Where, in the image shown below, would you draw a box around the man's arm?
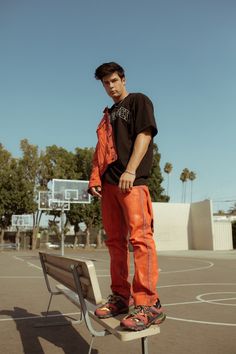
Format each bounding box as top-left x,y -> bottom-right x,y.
88,144 -> 102,198
119,128 -> 152,192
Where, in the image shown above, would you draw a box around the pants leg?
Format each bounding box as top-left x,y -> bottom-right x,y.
101,183 -> 131,300
119,185 -> 159,306
102,183 -> 159,305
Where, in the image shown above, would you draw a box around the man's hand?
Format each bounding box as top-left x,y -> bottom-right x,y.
119,171 -> 136,193
90,186 -> 102,198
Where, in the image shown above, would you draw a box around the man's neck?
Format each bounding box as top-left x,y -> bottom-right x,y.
113,91 -> 129,104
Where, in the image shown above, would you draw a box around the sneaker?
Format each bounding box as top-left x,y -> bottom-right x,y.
120,299 -> 166,331
94,294 -> 134,319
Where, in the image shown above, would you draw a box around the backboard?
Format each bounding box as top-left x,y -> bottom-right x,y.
51,179 -> 91,204
11,214 -> 32,227
38,191 -> 70,211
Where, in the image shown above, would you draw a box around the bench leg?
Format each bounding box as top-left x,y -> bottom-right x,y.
88,335 -> 95,354
141,337 -> 149,354
46,293 -> 53,317
35,292 -> 83,328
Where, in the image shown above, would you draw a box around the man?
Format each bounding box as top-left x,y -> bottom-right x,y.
88,62 -> 165,331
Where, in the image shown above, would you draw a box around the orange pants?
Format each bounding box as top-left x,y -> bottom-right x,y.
101,182 -> 159,306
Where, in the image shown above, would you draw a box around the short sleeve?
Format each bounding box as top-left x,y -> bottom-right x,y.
133,93 -> 158,137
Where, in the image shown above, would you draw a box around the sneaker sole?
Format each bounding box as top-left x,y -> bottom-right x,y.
121,313 -> 166,331
154,313 -> 166,325
95,308 -> 129,319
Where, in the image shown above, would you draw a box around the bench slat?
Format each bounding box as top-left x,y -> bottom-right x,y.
42,253 -> 83,274
39,252 -> 102,304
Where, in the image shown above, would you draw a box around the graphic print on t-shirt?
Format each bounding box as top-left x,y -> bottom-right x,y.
110,106 -> 130,123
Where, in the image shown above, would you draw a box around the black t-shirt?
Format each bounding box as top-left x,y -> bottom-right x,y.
103,93 -> 158,186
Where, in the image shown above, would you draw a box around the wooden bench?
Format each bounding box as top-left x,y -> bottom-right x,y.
39,252 -> 160,354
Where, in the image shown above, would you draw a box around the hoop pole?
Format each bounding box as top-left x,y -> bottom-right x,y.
61,204 -> 65,256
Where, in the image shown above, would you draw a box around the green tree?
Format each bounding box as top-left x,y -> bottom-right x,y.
180,168 -> 190,202
164,162 -> 173,198
41,145 -> 80,181
0,143 -> 36,246
18,140 -> 42,249
148,144 -> 168,202
0,144 -> 13,244
189,171 -> 197,203
74,147 -> 95,179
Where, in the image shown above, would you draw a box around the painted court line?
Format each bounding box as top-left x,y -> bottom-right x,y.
12,255 -> 42,271
13,256 -> 24,262
164,300 -> 201,306
167,316 -> 236,327
161,260 -> 214,274
159,282 -> 236,288
27,262 -> 42,270
161,283 -> 236,327
196,292 -> 236,306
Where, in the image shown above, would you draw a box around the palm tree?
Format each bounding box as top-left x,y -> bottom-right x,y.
180,168 -> 190,202
189,171 -> 196,203
164,162 -> 173,198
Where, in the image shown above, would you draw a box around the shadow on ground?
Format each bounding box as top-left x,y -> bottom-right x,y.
0,307 -> 98,354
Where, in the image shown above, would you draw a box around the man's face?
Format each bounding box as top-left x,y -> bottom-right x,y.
102,72 -> 126,102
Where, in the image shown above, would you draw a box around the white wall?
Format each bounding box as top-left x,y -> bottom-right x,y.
190,200 -> 214,250
152,202 -> 190,251
213,221 -> 233,250
152,199 -> 233,251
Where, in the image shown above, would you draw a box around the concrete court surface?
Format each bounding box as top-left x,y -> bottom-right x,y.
0,248 -> 235,354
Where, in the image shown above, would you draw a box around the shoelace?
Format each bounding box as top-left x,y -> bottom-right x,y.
130,305 -> 147,315
107,294 -> 122,303
130,302 -> 161,316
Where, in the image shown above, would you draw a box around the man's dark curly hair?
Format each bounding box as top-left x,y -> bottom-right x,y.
95,62 -> 125,81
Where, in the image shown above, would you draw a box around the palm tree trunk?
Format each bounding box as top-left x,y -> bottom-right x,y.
181,182 -> 184,202
167,175 -> 170,197
190,181 -> 193,203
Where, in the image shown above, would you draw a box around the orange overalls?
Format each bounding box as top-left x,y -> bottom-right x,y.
89,109 -> 159,306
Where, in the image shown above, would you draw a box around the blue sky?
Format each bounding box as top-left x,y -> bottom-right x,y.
0,0 -> 235,212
